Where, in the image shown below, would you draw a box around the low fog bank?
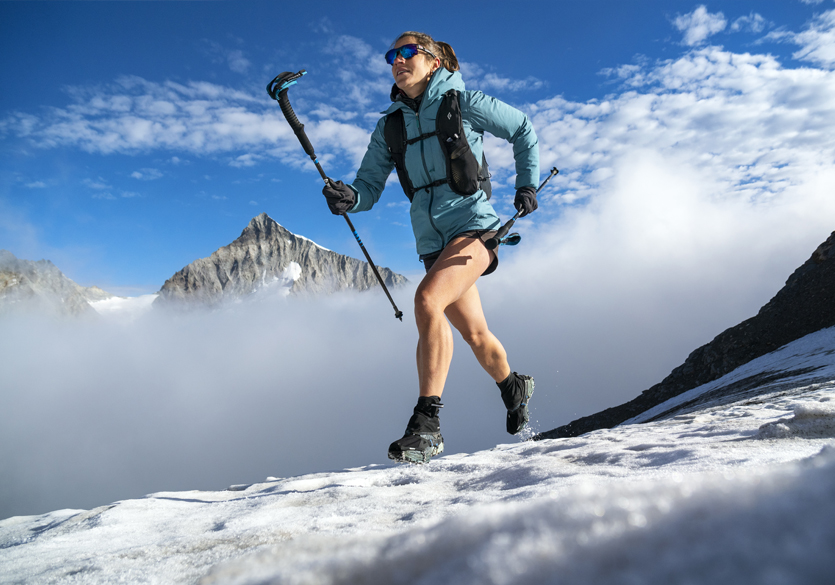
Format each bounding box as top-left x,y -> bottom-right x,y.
482,150 -> 835,426
4,151 -> 833,520
0,292 -> 416,519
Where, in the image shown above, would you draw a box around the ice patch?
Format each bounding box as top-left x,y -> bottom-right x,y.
757,401 -> 835,439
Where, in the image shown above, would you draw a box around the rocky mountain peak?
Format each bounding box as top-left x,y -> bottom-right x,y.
0,250 -> 113,317
154,213 -> 408,306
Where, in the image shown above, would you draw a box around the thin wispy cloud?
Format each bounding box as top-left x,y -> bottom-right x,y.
730,13 -> 769,34
130,168 -> 163,180
766,9 -> 835,68
461,62 -> 547,93
201,40 -> 252,75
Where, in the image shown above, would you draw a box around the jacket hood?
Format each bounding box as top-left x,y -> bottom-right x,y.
384,68 -> 465,114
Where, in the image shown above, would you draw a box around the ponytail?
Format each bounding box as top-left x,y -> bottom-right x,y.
393,32 -> 459,72
434,41 -> 460,72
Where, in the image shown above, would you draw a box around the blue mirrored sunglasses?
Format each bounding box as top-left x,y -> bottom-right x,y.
385,44 -> 435,65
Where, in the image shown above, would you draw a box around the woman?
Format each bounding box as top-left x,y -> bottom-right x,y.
322,31 -> 539,463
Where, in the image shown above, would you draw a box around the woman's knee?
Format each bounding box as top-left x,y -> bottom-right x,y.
414,284 -> 445,323
456,325 -> 488,349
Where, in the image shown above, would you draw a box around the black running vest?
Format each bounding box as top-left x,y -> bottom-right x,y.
384,89 -> 492,202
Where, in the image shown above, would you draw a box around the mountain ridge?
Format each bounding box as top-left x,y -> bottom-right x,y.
536,229 -> 835,440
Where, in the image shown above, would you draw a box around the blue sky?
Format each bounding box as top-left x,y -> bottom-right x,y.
2,0 -> 833,295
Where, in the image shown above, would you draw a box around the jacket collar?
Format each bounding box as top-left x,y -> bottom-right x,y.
382,68 -> 464,115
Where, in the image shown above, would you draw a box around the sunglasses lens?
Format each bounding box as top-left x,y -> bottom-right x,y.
385,44 -> 420,65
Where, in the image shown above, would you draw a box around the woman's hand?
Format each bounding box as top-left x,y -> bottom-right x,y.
514,186 -> 538,217
322,180 -> 357,215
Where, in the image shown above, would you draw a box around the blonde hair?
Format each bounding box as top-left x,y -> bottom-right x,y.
393,31 -> 459,72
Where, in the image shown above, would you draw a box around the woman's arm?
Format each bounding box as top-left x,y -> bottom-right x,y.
348,117 -> 397,212
461,91 -> 540,190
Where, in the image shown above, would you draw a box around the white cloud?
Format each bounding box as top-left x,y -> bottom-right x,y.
673,6 -> 728,46
475,40 -> 835,418
3,76 -> 297,156
460,62 -> 546,93
202,40 -> 251,74
229,153 -> 262,168
130,168 -> 163,180
25,181 -> 46,188
772,9 -> 835,68
731,13 -> 768,34
83,177 -> 112,190
226,49 -> 251,74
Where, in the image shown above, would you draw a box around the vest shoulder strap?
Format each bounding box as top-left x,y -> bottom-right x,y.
384,90 -> 492,200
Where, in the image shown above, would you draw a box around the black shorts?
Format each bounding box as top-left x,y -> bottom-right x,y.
419,230 -> 499,276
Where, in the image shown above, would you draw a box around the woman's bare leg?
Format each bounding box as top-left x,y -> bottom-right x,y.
445,284 -> 511,383
414,236 -> 507,398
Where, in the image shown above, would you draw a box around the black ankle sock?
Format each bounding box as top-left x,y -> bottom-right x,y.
497,372 -> 522,410
497,372 -> 517,393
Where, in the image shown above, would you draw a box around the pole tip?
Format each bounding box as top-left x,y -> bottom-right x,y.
395,310 -> 404,321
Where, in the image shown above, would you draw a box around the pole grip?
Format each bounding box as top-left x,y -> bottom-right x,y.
278,91 -> 316,159
267,69 -> 404,321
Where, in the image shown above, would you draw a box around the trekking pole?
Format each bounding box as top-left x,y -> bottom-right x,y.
485,167 -> 559,250
267,70 -> 404,321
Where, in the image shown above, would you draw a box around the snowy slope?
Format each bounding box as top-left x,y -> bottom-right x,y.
1,329 -> 834,584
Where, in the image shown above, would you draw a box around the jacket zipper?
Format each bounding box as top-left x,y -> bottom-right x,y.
414,107 -> 444,248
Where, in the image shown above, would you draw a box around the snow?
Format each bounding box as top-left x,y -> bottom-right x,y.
293,235 -> 332,253
89,293 -> 158,321
257,261 -> 302,297
1,330 -> 834,584
625,327 -> 835,425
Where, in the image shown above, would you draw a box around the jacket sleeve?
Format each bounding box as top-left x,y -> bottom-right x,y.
348,117 -> 396,213
462,91 -> 540,190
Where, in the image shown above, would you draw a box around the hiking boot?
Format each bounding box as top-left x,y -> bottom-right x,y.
388,396 -> 444,464
498,373 -> 535,435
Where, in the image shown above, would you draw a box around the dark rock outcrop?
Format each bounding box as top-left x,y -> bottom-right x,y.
536,230 -> 835,440
154,213 -> 408,306
0,250 -> 112,317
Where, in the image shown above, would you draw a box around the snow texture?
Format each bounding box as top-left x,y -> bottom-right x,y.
1,329 -> 834,584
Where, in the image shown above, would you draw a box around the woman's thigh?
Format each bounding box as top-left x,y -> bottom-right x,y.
415,236 -> 494,312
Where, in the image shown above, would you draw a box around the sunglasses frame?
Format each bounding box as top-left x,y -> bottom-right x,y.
385,43 -> 436,65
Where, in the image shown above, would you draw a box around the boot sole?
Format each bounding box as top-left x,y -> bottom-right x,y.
388,435 -> 444,464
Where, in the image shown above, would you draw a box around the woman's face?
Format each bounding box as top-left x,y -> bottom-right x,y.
391,36 -> 439,99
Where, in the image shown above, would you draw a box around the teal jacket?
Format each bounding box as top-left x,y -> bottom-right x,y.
349,68 -> 540,256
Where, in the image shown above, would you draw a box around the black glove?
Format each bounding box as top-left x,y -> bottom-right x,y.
514,186 -> 538,217
322,180 -> 356,215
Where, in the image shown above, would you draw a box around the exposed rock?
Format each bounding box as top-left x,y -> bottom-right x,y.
0,250 -> 113,317
154,213 -> 408,307
536,230 -> 835,440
